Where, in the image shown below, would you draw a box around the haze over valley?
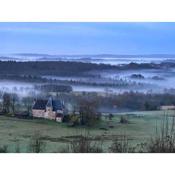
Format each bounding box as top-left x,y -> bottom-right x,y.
0,54 -> 175,95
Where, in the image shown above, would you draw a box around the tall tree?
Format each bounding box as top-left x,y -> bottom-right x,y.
79,98 -> 99,126
10,93 -> 19,115
2,93 -> 11,113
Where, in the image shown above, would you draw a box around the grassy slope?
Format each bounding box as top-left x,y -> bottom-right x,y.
0,110 -> 174,152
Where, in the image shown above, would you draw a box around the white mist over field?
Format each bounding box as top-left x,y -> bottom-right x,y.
0,81 -> 38,97
0,54 -> 175,95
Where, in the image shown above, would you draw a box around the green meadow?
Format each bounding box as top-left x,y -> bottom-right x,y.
0,110 -> 174,152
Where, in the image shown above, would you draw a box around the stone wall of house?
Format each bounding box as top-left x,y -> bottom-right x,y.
56,117 -> 62,122
44,110 -> 56,120
32,109 -> 45,118
32,108 -> 63,122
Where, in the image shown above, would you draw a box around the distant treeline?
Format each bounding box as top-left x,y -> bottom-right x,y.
0,61 -> 116,76
62,92 -> 175,111
0,61 -> 172,77
0,74 -> 145,88
35,84 -> 72,93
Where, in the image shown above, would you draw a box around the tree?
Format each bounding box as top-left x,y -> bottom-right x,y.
10,93 -> 19,116
69,114 -> 79,126
108,113 -> 114,120
79,98 -> 99,126
2,93 -> 11,113
22,97 -> 33,115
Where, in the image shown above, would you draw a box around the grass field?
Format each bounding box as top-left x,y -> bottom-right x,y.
0,110 -> 174,152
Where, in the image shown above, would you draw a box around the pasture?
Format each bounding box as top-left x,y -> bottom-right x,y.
0,110 -> 174,152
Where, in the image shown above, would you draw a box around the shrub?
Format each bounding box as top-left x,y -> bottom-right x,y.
109,136 -> 135,153
120,116 -> 129,124
61,131 -> 103,153
0,145 -> 8,153
28,131 -> 46,153
147,116 -> 175,153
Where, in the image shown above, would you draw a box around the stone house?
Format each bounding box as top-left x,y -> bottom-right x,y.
32,97 -> 64,122
160,105 -> 175,110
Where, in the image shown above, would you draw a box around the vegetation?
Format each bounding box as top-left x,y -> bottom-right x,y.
28,131 -> 46,153
0,145 -> 8,153
61,131 -> 103,153
109,135 -> 134,153
130,74 -> 145,79
2,93 -> 11,113
120,116 -> 129,124
36,84 -> 72,93
0,61 -> 166,77
79,98 -> 100,126
0,110 -> 174,153
0,59 -> 174,153
147,116 -> 175,153
0,61 -> 117,76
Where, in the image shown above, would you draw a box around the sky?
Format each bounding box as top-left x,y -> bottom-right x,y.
1,22 -> 175,55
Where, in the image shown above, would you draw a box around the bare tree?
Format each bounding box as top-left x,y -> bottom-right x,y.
22,97 -> 33,116
10,93 -> 19,116
2,93 -> 11,113
79,98 -> 99,126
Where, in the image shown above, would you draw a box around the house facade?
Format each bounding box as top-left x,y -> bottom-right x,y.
32,98 -> 64,122
160,105 -> 175,110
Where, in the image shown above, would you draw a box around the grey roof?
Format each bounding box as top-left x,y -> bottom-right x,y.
32,99 -> 48,110
46,97 -> 53,108
33,98 -> 63,111
52,100 -> 63,111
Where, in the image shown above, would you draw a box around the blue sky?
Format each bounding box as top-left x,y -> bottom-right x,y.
1,22 -> 175,55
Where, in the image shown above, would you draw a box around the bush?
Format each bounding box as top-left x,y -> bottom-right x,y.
28,131 -> 46,153
120,116 -> 129,124
109,136 -> 135,153
61,131 -> 103,153
0,145 -> 8,153
69,115 -> 80,126
147,116 -> 175,153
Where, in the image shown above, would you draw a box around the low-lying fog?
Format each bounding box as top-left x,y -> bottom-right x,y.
78,57 -> 171,65
1,55 -> 175,95
2,54 -> 175,65
0,81 -> 38,97
42,67 -> 175,94
1,68 -> 175,96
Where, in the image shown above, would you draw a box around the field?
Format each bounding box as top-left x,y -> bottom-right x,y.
0,110 -> 174,153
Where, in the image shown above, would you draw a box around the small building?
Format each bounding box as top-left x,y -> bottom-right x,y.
32,97 -> 64,122
160,105 -> 175,110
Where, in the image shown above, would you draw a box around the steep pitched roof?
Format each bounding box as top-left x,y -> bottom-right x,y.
32,99 -> 48,110
52,100 -> 63,111
46,97 -> 53,108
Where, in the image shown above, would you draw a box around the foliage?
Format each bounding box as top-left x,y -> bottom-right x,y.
109,136 -> 134,153
28,131 -> 46,153
120,116 -> 129,124
61,131 -> 103,153
2,93 -> 11,113
79,98 -> 100,126
0,145 -> 8,153
21,97 -> 33,115
36,84 -> 72,93
147,116 -> 175,153
69,115 -> 80,126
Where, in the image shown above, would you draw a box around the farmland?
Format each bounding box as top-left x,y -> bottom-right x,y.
0,110 -> 174,153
